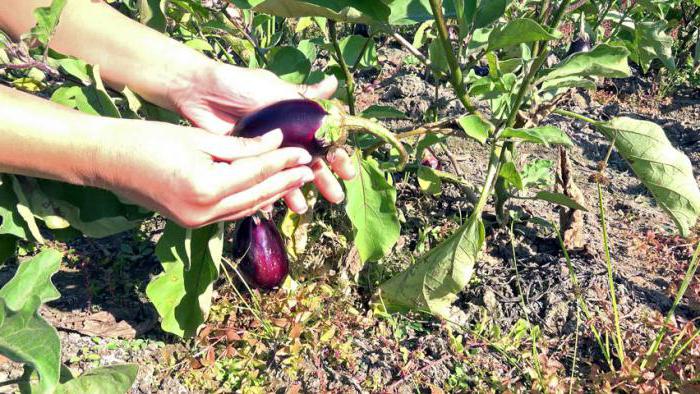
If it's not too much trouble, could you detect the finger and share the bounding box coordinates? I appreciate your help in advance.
[260,204,274,214]
[297,75,338,100]
[283,189,308,214]
[200,129,284,161]
[209,166,314,222]
[204,190,291,226]
[219,147,312,195]
[326,148,356,181]
[187,107,238,135]
[312,160,345,204]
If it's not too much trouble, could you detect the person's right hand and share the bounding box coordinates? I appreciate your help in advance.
[96,119,315,228]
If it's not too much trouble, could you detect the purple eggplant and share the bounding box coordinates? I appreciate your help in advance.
[565,36,591,57]
[233,215,289,289]
[421,151,442,171]
[473,65,490,77]
[232,99,407,169]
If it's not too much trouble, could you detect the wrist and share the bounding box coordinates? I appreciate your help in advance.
[164,53,218,113]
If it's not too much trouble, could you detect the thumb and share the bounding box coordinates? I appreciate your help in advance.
[200,129,283,161]
[298,75,338,100]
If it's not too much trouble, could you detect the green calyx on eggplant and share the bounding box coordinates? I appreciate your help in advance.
[233,215,289,290]
[232,99,408,170]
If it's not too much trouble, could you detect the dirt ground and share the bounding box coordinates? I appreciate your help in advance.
[0,44,698,393]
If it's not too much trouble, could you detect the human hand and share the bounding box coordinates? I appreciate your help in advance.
[97,120,314,228]
[168,63,356,208]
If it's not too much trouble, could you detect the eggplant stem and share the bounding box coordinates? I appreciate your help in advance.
[341,115,408,170]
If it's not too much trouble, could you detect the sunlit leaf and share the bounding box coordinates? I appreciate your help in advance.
[488,19,561,51]
[596,117,700,236]
[147,222,224,337]
[344,155,400,262]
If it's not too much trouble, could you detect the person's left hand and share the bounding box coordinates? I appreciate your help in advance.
[169,62,355,212]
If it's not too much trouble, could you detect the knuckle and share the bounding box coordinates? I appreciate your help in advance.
[186,178,220,205]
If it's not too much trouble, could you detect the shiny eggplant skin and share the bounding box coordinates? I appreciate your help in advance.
[234,216,289,289]
[233,99,328,156]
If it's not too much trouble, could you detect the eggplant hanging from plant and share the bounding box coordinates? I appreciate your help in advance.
[233,215,289,289]
[565,14,591,58]
[232,99,408,169]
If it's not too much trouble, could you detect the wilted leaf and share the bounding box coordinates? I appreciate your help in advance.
[596,117,700,236]
[377,214,484,317]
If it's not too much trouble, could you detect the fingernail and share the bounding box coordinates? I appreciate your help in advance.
[334,192,345,204]
[262,129,283,142]
[303,171,315,183]
[297,151,312,165]
[296,204,308,215]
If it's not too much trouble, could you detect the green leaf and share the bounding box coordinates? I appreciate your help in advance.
[0,250,63,394]
[28,0,67,46]
[499,162,523,190]
[428,39,449,74]
[344,155,400,262]
[417,165,442,195]
[595,117,700,236]
[147,222,224,337]
[544,44,632,81]
[457,114,492,144]
[535,191,588,211]
[0,235,17,265]
[19,178,147,238]
[185,39,214,52]
[267,47,311,84]
[521,159,554,189]
[378,214,484,317]
[233,0,391,24]
[500,126,572,147]
[50,65,121,118]
[55,58,91,85]
[0,249,62,311]
[138,0,167,32]
[0,175,28,240]
[361,105,408,120]
[488,18,561,51]
[56,364,138,394]
[627,21,675,72]
[297,39,318,64]
[336,35,378,69]
[474,0,507,29]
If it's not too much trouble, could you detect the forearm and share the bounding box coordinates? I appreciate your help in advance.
[0,0,210,110]
[0,85,107,186]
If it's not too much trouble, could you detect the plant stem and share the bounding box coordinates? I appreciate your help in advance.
[427,0,478,114]
[554,108,599,124]
[328,21,356,115]
[343,115,408,169]
[641,241,700,370]
[591,0,614,37]
[607,2,636,42]
[597,182,626,366]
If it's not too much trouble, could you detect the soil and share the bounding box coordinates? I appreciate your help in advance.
[1,44,698,393]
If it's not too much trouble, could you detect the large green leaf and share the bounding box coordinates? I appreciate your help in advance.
[267,47,311,84]
[0,250,63,394]
[56,364,138,394]
[378,214,484,317]
[232,0,391,23]
[544,44,632,81]
[27,0,67,46]
[596,117,700,236]
[344,155,400,263]
[627,21,675,72]
[50,66,121,119]
[336,35,378,69]
[0,250,61,311]
[146,222,224,338]
[487,18,561,51]
[20,178,148,238]
[500,126,573,147]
